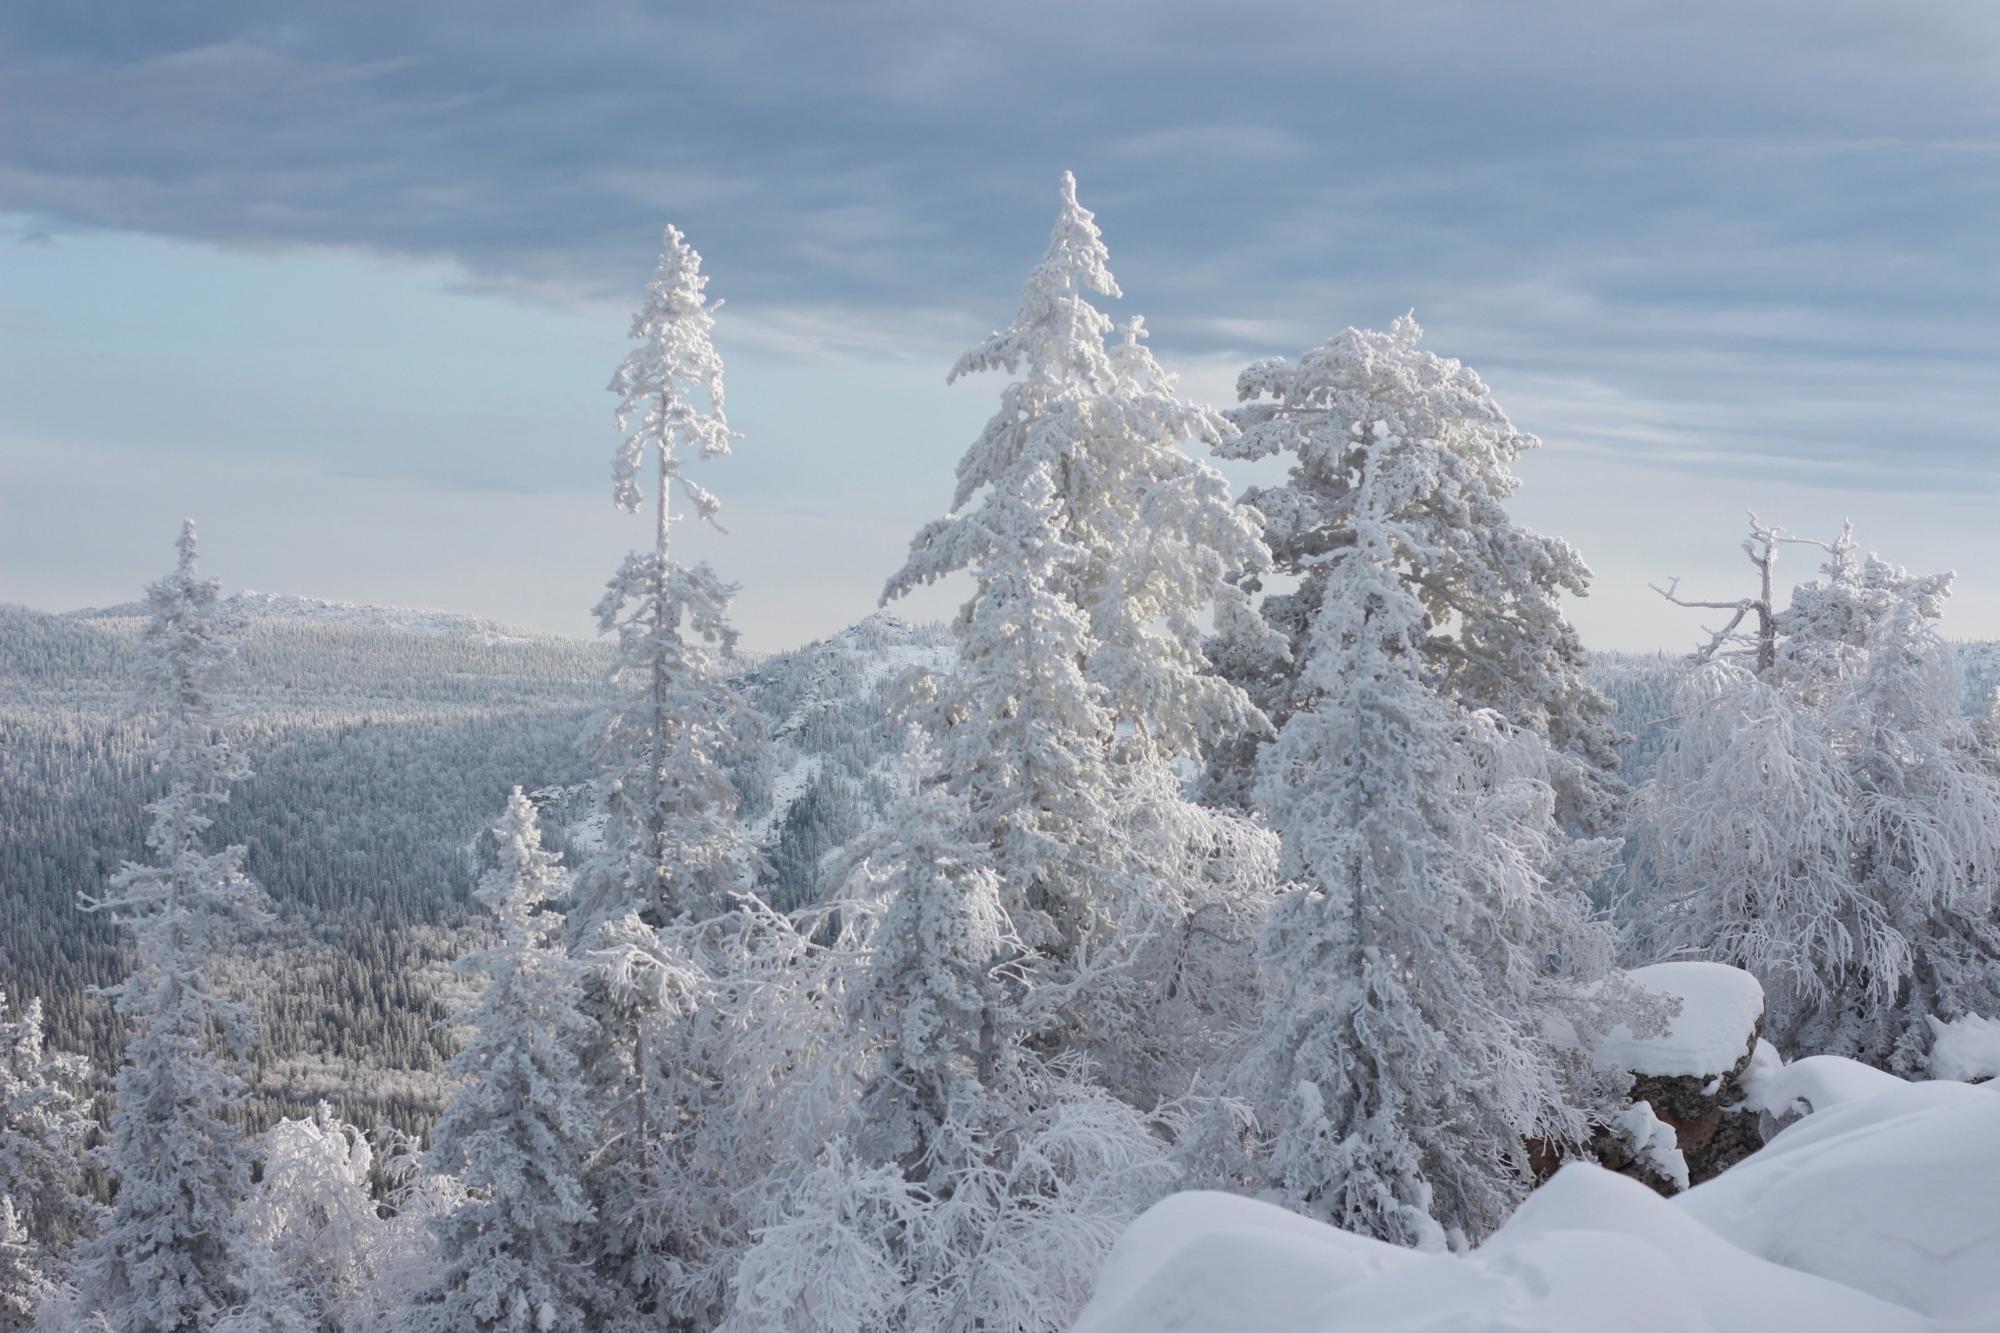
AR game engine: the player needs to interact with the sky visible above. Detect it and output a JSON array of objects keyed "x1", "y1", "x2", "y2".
[{"x1": 3, "y1": 1, "x2": 1998, "y2": 653}]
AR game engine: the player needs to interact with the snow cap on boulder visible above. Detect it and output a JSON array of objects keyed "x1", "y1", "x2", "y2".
[{"x1": 1593, "y1": 962, "x2": 1764, "y2": 1078}]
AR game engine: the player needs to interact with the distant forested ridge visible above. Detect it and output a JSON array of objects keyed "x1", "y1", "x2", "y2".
[{"x1": 0, "y1": 597, "x2": 953, "y2": 1129}]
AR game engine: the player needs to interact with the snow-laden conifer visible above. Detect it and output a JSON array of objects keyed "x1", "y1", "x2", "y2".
[
  {"x1": 72, "y1": 522, "x2": 276, "y2": 1333},
  {"x1": 236, "y1": 1105, "x2": 380, "y2": 1333},
  {"x1": 569, "y1": 225, "x2": 768, "y2": 1324},
  {"x1": 903, "y1": 462, "x2": 1117, "y2": 952},
  {"x1": 0, "y1": 992, "x2": 94, "y2": 1282},
  {"x1": 584, "y1": 223, "x2": 751, "y2": 930},
  {"x1": 0, "y1": 1198, "x2": 51, "y2": 1333},
  {"x1": 886, "y1": 172, "x2": 1267, "y2": 761},
  {"x1": 842, "y1": 738, "x2": 1017, "y2": 1172},
  {"x1": 882, "y1": 175, "x2": 1277, "y2": 1080},
  {"x1": 723, "y1": 742, "x2": 1181, "y2": 1333},
  {"x1": 394, "y1": 790, "x2": 598, "y2": 1333},
  {"x1": 1244, "y1": 439, "x2": 1631, "y2": 1248},
  {"x1": 1212, "y1": 317, "x2": 1624, "y2": 834}
]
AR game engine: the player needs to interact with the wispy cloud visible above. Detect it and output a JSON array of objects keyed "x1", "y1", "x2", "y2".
[{"x1": 4, "y1": 0, "x2": 1998, "y2": 645}]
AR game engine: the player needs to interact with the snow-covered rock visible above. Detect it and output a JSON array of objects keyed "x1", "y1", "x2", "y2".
[
  {"x1": 1927, "y1": 1013, "x2": 2000, "y2": 1084},
  {"x1": 1593, "y1": 962, "x2": 1765, "y2": 1078},
  {"x1": 1072, "y1": 1080, "x2": 2000, "y2": 1333},
  {"x1": 1610, "y1": 1101, "x2": 1690, "y2": 1193},
  {"x1": 1575, "y1": 962, "x2": 1767, "y2": 1189}
]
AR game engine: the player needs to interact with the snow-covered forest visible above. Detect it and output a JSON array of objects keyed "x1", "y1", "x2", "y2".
[{"x1": 5, "y1": 177, "x2": 1999, "y2": 1332}]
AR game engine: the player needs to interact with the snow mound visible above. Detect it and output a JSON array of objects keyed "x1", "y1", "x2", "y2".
[
  {"x1": 1073, "y1": 1081, "x2": 1998, "y2": 1333},
  {"x1": 1593, "y1": 961, "x2": 1764, "y2": 1077},
  {"x1": 1737, "y1": 1044, "x2": 1906, "y2": 1118},
  {"x1": 1927, "y1": 1013, "x2": 2000, "y2": 1084},
  {"x1": 1072, "y1": 1191, "x2": 1414, "y2": 1333},
  {"x1": 1680, "y1": 1079, "x2": 2000, "y2": 1323}
]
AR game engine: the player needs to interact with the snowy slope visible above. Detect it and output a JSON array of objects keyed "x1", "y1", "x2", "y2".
[{"x1": 1074, "y1": 1077, "x2": 2000, "y2": 1333}]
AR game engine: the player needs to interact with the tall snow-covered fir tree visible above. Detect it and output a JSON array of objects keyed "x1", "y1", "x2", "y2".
[
  {"x1": 1243, "y1": 438, "x2": 1632, "y2": 1249},
  {"x1": 568, "y1": 224, "x2": 769, "y2": 1326},
  {"x1": 395, "y1": 790, "x2": 598, "y2": 1333},
  {"x1": 723, "y1": 742, "x2": 1181, "y2": 1333},
  {"x1": 1209, "y1": 317, "x2": 1625, "y2": 836},
  {"x1": 882, "y1": 173, "x2": 1277, "y2": 1089},
  {"x1": 583, "y1": 222, "x2": 751, "y2": 931},
  {"x1": 0, "y1": 991, "x2": 95, "y2": 1286},
  {"x1": 69, "y1": 522, "x2": 280, "y2": 1333},
  {"x1": 885, "y1": 173, "x2": 1269, "y2": 763}
]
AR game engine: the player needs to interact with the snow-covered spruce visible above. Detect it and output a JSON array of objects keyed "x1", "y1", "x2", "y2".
[
  {"x1": 882, "y1": 172, "x2": 1277, "y2": 1098},
  {"x1": 1209, "y1": 316, "x2": 1624, "y2": 837},
  {"x1": 394, "y1": 791, "x2": 598, "y2": 1333},
  {"x1": 724, "y1": 741, "x2": 1182, "y2": 1333},
  {"x1": 70, "y1": 523, "x2": 304, "y2": 1333},
  {"x1": 572, "y1": 225, "x2": 769, "y2": 1325},
  {"x1": 1240, "y1": 439, "x2": 1639, "y2": 1249},
  {"x1": 0, "y1": 1197, "x2": 52, "y2": 1333},
  {"x1": 886, "y1": 174, "x2": 1267, "y2": 764},
  {"x1": 0, "y1": 991, "x2": 95, "y2": 1289},
  {"x1": 581, "y1": 222, "x2": 751, "y2": 931}
]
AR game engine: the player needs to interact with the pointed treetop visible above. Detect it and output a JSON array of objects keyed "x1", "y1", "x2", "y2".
[
  {"x1": 636, "y1": 225, "x2": 717, "y2": 336},
  {"x1": 947, "y1": 171, "x2": 1122, "y2": 388},
  {"x1": 609, "y1": 223, "x2": 735, "y2": 519},
  {"x1": 478, "y1": 787, "x2": 566, "y2": 926},
  {"x1": 1040, "y1": 169, "x2": 1120, "y2": 303},
  {"x1": 152, "y1": 518, "x2": 221, "y2": 615}
]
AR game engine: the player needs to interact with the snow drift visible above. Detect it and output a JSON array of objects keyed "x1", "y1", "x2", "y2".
[{"x1": 1072, "y1": 1077, "x2": 2000, "y2": 1333}]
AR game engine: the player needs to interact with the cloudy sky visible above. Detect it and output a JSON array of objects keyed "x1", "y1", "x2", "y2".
[{"x1": 4, "y1": 1, "x2": 1997, "y2": 652}]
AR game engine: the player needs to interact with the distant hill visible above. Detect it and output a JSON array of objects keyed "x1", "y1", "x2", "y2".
[{"x1": 69, "y1": 591, "x2": 564, "y2": 644}]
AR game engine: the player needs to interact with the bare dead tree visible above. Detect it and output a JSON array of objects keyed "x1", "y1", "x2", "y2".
[{"x1": 1650, "y1": 512, "x2": 1846, "y2": 673}]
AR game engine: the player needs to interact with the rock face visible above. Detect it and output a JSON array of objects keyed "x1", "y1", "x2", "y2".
[
  {"x1": 1626, "y1": 1041, "x2": 1766, "y2": 1187},
  {"x1": 1572, "y1": 963, "x2": 1771, "y2": 1194}
]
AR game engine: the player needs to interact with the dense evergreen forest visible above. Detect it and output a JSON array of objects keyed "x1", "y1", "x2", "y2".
[{"x1": 0, "y1": 599, "x2": 969, "y2": 1130}]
